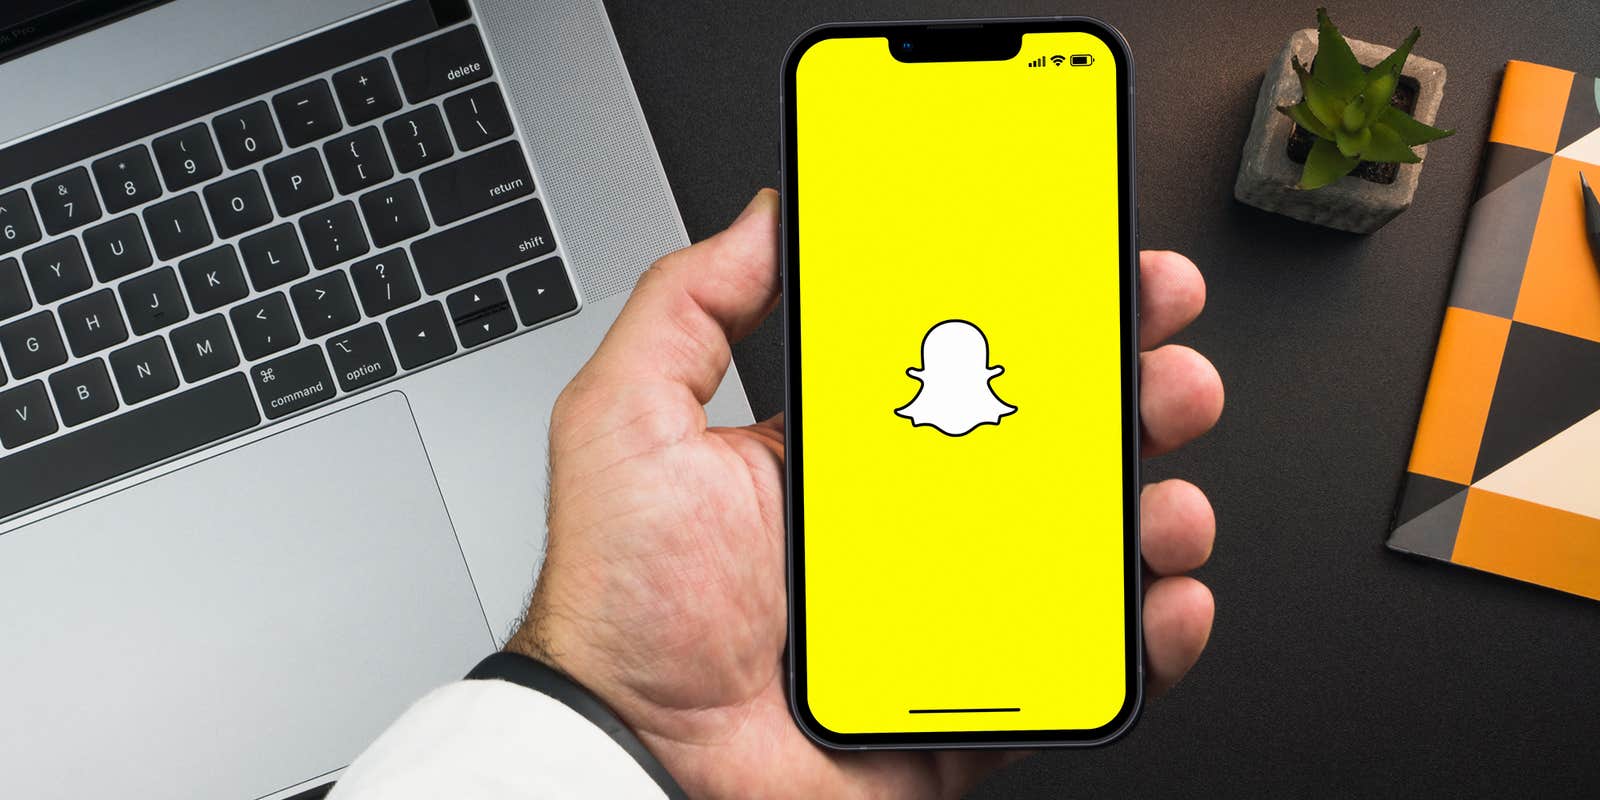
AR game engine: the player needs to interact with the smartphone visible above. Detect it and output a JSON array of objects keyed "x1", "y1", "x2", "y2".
[{"x1": 781, "y1": 19, "x2": 1140, "y2": 749}]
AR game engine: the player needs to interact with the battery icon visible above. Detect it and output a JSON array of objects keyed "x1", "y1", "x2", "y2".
[{"x1": 1069, "y1": 54, "x2": 1094, "y2": 67}]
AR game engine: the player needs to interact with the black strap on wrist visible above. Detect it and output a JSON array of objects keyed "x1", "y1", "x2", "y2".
[{"x1": 466, "y1": 651, "x2": 688, "y2": 800}]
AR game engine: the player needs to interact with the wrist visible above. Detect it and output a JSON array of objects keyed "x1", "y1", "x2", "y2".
[{"x1": 466, "y1": 651, "x2": 687, "y2": 800}]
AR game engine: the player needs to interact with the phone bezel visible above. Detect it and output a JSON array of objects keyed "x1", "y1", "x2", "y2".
[{"x1": 780, "y1": 17, "x2": 1144, "y2": 749}]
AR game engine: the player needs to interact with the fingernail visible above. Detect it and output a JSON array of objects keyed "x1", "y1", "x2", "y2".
[{"x1": 734, "y1": 188, "x2": 775, "y2": 223}]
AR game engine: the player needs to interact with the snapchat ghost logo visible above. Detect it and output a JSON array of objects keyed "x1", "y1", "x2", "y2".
[{"x1": 894, "y1": 320, "x2": 1017, "y2": 436}]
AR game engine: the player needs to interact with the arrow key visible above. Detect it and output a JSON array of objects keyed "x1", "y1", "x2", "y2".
[
  {"x1": 446, "y1": 278, "x2": 513, "y2": 347},
  {"x1": 386, "y1": 300, "x2": 455, "y2": 369}
]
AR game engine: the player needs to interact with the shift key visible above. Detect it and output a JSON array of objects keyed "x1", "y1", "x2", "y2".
[
  {"x1": 419, "y1": 141, "x2": 533, "y2": 225},
  {"x1": 411, "y1": 199, "x2": 553, "y2": 294}
]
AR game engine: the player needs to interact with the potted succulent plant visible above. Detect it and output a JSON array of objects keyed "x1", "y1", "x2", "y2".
[{"x1": 1235, "y1": 8, "x2": 1453, "y2": 233}]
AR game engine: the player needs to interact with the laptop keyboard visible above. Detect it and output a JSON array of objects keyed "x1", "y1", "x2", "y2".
[{"x1": 0, "y1": 0, "x2": 579, "y2": 520}]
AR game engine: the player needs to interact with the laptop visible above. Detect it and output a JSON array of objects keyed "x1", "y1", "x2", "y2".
[{"x1": 0, "y1": 1, "x2": 753, "y2": 797}]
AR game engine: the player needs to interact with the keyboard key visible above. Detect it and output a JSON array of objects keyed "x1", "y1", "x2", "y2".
[
  {"x1": 82, "y1": 214, "x2": 154, "y2": 282},
  {"x1": 203, "y1": 171, "x2": 273, "y2": 239},
  {"x1": 170, "y1": 314, "x2": 239, "y2": 383},
  {"x1": 507, "y1": 257, "x2": 578, "y2": 328},
  {"x1": 0, "y1": 380, "x2": 57, "y2": 448},
  {"x1": 239, "y1": 223, "x2": 311, "y2": 290},
  {"x1": 59, "y1": 289, "x2": 128, "y2": 357},
  {"x1": 273, "y1": 79, "x2": 343, "y2": 148},
  {"x1": 327, "y1": 322, "x2": 396, "y2": 392},
  {"x1": 0, "y1": 373, "x2": 259, "y2": 518},
  {"x1": 230, "y1": 293, "x2": 298, "y2": 360},
  {"x1": 21, "y1": 238, "x2": 91, "y2": 304},
  {"x1": 447, "y1": 279, "x2": 515, "y2": 347},
  {"x1": 263, "y1": 149, "x2": 333, "y2": 217},
  {"x1": 152, "y1": 123, "x2": 223, "y2": 191},
  {"x1": 411, "y1": 199, "x2": 553, "y2": 294},
  {"x1": 119, "y1": 267, "x2": 189, "y2": 335},
  {"x1": 394, "y1": 26, "x2": 492, "y2": 103},
  {"x1": 110, "y1": 337, "x2": 179, "y2": 405},
  {"x1": 444, "y1": 83, "x2": 513, "y2": 151},
  {"x1": 143, "y1": 193, "x2": 213, "y2": 260},
  {"x1": 334, "y1": 58, "x2": 402, "y2": 125},
  {"x1": 299, "y1": 201, "x2": 369, "y2": 269},
  {"x1": 419, "y1": 141, "x2": 533, "y2": 226},
  {"x1": 179, "y1": 246, "x2": 248, "y2": 312},
  {"x1": 213, "y1": 101, "x2": 283, "y2": 169},
  {"x1": 32, "y1": 167, "x2": 101, "y2": 235},
  {"x1": 0, "y1": 311, "x2": 67, "y2": 378},
  {"x1": 359, "y1": 180, "x2": 429, "y2": 247},
  {"x1": 350, "y1": 249, "x2": 420, "y2": 316},
  {"x1": 384, "y1": 105, "x2": 454, "y2": 173},
  {"x1": 91, "y1": 145, "x2": 162, "y2": 214},
  {"x1": 386, "y1": 301, "x2": 456, "y2": 369},
  {"x1": 0, "y1": 258, "x2": 28, "y2": 321},
  {"x1": 0, "y1": 189, "x2": 42, "y2": 256},
  {"x1": 251, "y1": 345, "x2": 335, "y2": 420},
  {"x1": 325, "y1": 126, "x2": 394, "y2": 195},
  {"x1": 49, "y1": 359, "x2": 118, "y2": 427},
  {"x1": 290, "y1": 271, "x2": 359, "y2": 338}
]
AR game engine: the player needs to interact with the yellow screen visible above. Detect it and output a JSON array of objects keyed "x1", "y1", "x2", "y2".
[{"x1": 795, "y1": 31, "x2": 1130, "y2": 736}]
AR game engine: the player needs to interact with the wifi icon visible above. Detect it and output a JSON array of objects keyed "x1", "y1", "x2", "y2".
[{"x1": 1049, "y1": 54, "x2": 1067, "y2": 67}]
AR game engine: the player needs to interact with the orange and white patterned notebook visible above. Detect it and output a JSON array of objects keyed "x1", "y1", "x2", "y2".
[{"x1": 1388, "y1": 60, "x2": 1600, "y2": 600}]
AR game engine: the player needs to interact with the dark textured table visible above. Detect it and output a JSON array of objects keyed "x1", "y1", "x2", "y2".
[{"x1": 604, "y1": 2, "x2": 1600, "y2": 796}]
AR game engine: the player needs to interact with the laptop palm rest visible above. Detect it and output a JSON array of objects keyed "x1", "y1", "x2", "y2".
[{"x1": 0, "y1": 391, "x2": 494, "y2": 800}]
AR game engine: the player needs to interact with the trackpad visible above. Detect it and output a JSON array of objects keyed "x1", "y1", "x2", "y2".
[{"x1": 0, "y1": 392, "x2": 494, "y2": 800}]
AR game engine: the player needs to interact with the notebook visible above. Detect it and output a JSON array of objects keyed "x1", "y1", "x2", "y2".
[{"x1": 1388, "y1": 60, "x2": 1600, "y2": 601}]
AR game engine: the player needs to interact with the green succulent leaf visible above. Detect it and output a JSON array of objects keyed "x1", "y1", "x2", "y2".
[
  {"x1": 1335, "y1": 126, "x2": 1371, "y2": 158},
  {"x1": 1366, "y1": 26, "x2": 1420, "y2": 86},
  {"x1": 1341, "y1": 103, "x2": 1367, "y2": 133},
  {"x1": 1300, "y1": 137, "x2": 1361, "y2": 189},
  {"x1": 1360, "y1": 68, "x2": 1398, "y2": 122},
  {"x1": 1378, "y1": 105, "x2": 1455, "y2": 145},
  {"x1": 1361, "y1": 122, "x2": 1423, "y2": 163},
  {"x1": 1293, "y1": 55, "x2": 1344, "y2": 129},
  {"x1": 1279, "y1": 101, "x2": 1335, "y2": 139},
  {"x1": 1313, "y1": 7, "x2": 1366, "y2": 99}
]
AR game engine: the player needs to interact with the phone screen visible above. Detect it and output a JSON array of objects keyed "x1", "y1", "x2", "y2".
[{"x1": 788, "y1": 26, "x2": 1137, "y2": 742}]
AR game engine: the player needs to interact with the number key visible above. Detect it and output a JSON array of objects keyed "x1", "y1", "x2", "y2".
[
  {"x1": 384, "y1": 106, "x2": 453, "y2": 173},
  {"x1": 91, "y1": 145, "x2": 162, "y2": 214},
  {"x1": 212, "y1": 101, "x2": 283, "y2": 170},
  {"x1": 152, "y1": 123, "x2": 222, "y2": 191},
  {"x1": 31, "y1": 167, "x2": 101, "y2": 235},
  {"x1": 0, "y1": 188, "x2": 42, "y2": 255}
]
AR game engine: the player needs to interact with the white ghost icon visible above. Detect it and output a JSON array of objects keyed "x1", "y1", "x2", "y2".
[{"x1": 894, "y1": 320, "x2": 1017, "y2": 436}]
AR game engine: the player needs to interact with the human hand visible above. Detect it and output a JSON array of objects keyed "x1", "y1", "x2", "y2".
[{"x1": 506, "y1": 189, "x2": 1223, "y2": 799}]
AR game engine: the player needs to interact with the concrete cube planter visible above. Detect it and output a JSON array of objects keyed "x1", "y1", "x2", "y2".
[{"x1": 1234, "y1": 28, "x2": 1447, "y2": 234}]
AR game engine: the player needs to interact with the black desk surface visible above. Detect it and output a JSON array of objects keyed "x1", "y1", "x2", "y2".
[{"x1": 605, "y1": 1, "x2": 1600, "y2": 795}]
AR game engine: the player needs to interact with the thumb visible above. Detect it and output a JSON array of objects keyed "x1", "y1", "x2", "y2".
[{"x1": 579, "y1": 189, "x2": 779, "y2": 403}]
